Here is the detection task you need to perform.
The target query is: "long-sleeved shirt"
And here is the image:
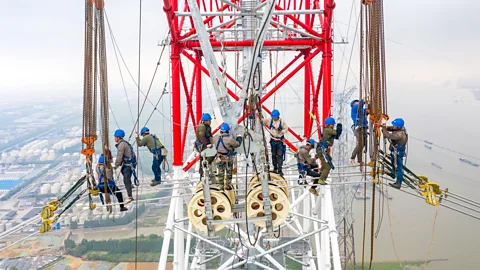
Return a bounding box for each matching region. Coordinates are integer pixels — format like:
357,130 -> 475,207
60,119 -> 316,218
297,146 -> 315,165
212,134 -> 240,155
96,164 -> 113,181
322,127 -> 337,147
195,123 -> 213,150
136,134 -> 163,153
382,126 -> 408,149
263,117 -> 288,140
351,100 -> 368,127
114,140 -> 134,169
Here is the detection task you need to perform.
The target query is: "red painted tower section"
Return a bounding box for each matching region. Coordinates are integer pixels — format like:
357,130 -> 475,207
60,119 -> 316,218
163,0 -> 335,167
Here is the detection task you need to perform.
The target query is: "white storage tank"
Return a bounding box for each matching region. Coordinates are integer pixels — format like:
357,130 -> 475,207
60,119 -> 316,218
5,223 -> 13,230
61,185 -> 69,193
40,184 -> 51,195
0,223 -> 5,232
51,185 -> 60,194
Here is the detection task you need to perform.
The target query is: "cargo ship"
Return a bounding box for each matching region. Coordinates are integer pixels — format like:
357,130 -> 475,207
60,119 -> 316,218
459,158 -> 479,167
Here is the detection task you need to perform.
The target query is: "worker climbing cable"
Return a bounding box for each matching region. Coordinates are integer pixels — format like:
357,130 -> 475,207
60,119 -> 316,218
350,99 -> 369,165
262,109 -> 288,176
195,113 -> 215,181
382,118 -> 408,189
212,123 -> 242,190
296,139 -> 321,196
114,129 -> 137,203
96,155 -> 128,211
136,127 -> 168,186
315,117 -> 342,187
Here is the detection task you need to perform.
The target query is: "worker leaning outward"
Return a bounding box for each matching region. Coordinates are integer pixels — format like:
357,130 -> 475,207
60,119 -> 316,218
113,129 -> 137,203
315,117 -> 342,188
262,109 -> 288,176
212,123 -> 242,190
382,118 -> 408,189
136,127 -> 165,187
296,139 -> 321,196
96,155 -> 128,212
195,113 -> 214,179
350,99 -> 368,165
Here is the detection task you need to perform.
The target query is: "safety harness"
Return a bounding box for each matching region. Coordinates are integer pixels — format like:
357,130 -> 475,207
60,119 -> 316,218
295,146 -> 308,178
195,124 -> 213,152
96,166 -> 116,205
216,135 -> 237,159
269,119 -> 287,160
117,140 -> 139,186
318,136 -> 335,170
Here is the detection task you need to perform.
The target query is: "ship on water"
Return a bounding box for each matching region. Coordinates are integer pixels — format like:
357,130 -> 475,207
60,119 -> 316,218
425,145 -> 432,150
431,163 -> 442,169
459,158 -> 480,167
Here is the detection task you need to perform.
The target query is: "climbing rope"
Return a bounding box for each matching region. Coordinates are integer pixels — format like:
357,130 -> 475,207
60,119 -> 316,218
135,0 -> 143,268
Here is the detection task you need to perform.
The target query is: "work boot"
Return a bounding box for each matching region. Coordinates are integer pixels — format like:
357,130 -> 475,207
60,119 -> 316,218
309,187 -> 319,196
150,181 -> 161,186
389,183 -> 401,189
350,159 -> 356,165
120,206 -> 128,212
126,197 -> 134,204
226,184 -> 233,191
317,179 -> 327,185
278,170 -> 284,177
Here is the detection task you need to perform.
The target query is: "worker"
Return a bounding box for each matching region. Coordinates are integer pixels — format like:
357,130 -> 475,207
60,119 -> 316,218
96,155 -> 128,211
195,113 -> 214,179
136,127 -> 165,186
114,129 -> 137,203
296,139 -> 321,196
316,117 -> 342,188
262,109 -> 288,176
382,118 -> 408,189
212,123 -> 242,190
350,99 -> 368,165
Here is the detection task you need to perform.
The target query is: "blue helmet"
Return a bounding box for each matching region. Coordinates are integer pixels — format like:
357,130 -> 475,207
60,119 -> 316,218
140,127 -> 149,135
271,109 -> 280,118
307,139 -> 316,146
114,129 -> 125,138
324,117 -> 336,125
350,99 -> 359,108
201,113 -> 212,121
98,155 -> 104,164
392,118 -> 404,128
220,123 -> 230,131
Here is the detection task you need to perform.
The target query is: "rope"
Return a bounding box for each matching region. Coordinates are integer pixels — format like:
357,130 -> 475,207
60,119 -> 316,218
135,1 -> 142,268
105,11 -> 135,125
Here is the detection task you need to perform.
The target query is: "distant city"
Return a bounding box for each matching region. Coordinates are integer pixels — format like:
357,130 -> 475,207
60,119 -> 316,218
0,100 -> 169,258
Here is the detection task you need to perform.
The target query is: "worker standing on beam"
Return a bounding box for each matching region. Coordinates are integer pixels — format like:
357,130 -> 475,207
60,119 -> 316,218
350,99 -> 369,165
316,117 -> 342,187
296,139 -> 322,196
263,109 -> 288,176
195,113 -> 214,179
136,127 -> 166,187
212,123 -> 242,190
96,155 -> 128,212
382,118 -> 408,189
114,129 -> 137,203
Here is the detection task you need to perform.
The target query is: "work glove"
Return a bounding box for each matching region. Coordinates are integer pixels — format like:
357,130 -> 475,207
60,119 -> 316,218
335,123 -> 343,139
236,135 -> 243,144
207,144 -> 213,148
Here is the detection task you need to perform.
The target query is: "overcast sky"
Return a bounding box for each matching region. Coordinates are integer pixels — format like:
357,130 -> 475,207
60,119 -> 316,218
1,0 -> 480,102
